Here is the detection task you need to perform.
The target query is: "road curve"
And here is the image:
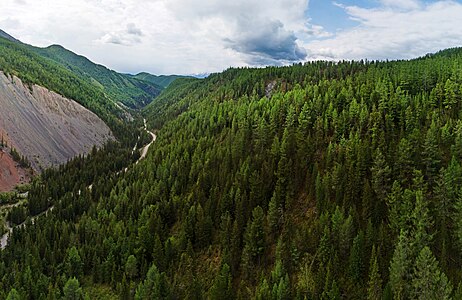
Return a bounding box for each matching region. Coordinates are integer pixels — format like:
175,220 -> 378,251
1,118 -> 157,250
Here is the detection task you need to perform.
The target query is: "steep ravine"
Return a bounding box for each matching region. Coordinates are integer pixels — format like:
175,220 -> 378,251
0,72 -> 114,175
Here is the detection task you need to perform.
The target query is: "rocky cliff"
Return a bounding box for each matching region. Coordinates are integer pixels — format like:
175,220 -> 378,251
0,72 -> 114,177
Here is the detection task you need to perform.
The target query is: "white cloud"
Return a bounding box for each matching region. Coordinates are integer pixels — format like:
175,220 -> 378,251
307,1 -> 462,61
0,0 -> 314,74
1,0 -> 461,74
98,23 -> 144,46
380,0 -> 421,10
161,0 -> 315,64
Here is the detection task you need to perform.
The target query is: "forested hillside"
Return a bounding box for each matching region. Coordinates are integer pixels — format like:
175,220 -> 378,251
0,37 -> 122,132
131,72 -> 191,89
0,35 -> 155,140
2,48 -> 462,299
34,45 -> 162,108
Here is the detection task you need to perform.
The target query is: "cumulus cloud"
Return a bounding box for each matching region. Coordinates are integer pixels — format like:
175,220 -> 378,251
98,23 -> 144,46
308,0 -> 462,61
1,0 -> 461,74
126,23 -> 143,36
0,0 -> 315,73
162,0 -> 312,65
225,20 -> 307,65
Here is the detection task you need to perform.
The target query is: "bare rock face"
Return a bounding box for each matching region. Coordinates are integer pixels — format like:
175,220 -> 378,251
0,72 -> 114,174
0,148 -> 32,191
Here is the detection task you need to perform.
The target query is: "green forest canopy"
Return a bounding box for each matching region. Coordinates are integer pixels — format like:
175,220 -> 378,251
1,47 -> 462,299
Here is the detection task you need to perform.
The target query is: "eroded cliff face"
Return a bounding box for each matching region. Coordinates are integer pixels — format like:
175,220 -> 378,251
0,72 -> 114,180
0,148 -> 32,191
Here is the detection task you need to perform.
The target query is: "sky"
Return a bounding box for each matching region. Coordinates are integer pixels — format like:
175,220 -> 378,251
1,0 -> 462,75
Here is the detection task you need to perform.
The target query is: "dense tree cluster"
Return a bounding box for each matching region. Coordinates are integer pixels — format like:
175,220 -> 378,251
2,47 -> 462,298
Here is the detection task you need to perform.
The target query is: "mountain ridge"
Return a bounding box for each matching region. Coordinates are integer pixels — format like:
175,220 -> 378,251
131,72 -> 192,89
0,30 -> 162,109
0,29 -> 20,43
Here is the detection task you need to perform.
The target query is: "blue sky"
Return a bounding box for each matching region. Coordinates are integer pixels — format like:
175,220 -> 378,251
308,0 -> 361,32
1,0 -> 462,75
307,0 -> 438,33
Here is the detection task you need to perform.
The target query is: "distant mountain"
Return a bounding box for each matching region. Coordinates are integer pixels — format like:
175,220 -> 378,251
0,29 -> 20,43
132,72 -> 192,89
0,30 -> 162,109
32,45 -> 162,108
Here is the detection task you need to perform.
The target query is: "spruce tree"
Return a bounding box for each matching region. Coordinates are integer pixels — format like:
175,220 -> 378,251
389,230 -> 411,300
367,246 -> 382,300
411,246 -> 452,300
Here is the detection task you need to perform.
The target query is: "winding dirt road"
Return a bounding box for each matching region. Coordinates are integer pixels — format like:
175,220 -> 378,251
1,205 -> 55,249
1,118 -> 156,250
138,118 -> 156,163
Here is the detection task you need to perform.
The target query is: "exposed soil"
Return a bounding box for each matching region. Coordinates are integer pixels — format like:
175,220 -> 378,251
0,148 -> 31,191
0,72 -> 114,174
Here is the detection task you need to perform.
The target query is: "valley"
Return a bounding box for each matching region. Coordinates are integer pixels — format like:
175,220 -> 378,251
1,29 -> 462,299
0,119 -> 157,251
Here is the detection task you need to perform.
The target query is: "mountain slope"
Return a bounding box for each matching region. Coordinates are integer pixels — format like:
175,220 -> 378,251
0,37 -> 118,125
34,45 -> 162,108
0,29 -> 20,43
0,35 -> 147,140
0,33 -> 142,191
2,47 -> 462,298
0,71 -> 113,171
139,48 -> 462,297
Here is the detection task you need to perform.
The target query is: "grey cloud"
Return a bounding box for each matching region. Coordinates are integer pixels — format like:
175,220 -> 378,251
164,0 -> 311,66
99,23 -> 143,46
225,20 -> 307,65
126,23 -> 143,36
104,35 -> 124,45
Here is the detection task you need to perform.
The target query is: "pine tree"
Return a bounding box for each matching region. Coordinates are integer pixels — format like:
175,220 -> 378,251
454,282 -> 462,300
349,231 -> 365,283
387,181 -> 404,233
389,230 -> 411,300
395,138 -> 414,187
422,118 -> 441,187
296,255 -> 316,298
6,289 -> 21,300
411,246 -> 452,300
242,206 -> 266,271
135,264 -> 169,300
371,149 -> 391,202
327,280 -> 341,300
255,278 -> 271,300
453,188 -> 462,253
63,277 -> 83,300
66,246 -> 83,279
209,263 -> 233,300
125,255 -> 138,279
268,196 -> 282,235
410,190 -> 433,255
367,246 -> 382,300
